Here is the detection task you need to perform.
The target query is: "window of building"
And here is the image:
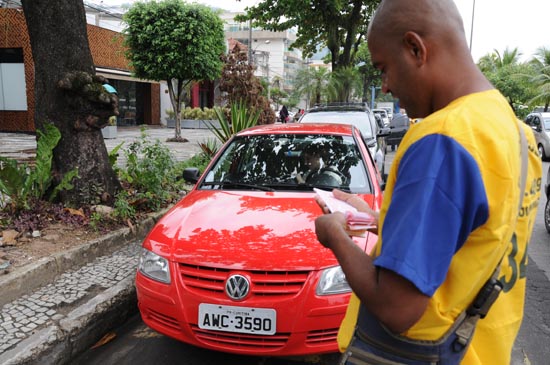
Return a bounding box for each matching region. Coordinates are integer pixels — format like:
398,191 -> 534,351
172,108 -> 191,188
0,48 -> 27,111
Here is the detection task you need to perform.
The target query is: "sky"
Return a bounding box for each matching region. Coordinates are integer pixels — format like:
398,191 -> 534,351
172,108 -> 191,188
105,0 -> 550,63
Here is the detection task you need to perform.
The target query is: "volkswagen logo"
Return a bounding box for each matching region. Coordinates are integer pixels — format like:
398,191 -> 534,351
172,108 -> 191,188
225,274 -> 250,300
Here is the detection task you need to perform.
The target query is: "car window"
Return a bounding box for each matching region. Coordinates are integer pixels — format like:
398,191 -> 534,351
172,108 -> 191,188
203,134 -> 372,193
300,111 -> 375,139
543,117 -> 550,130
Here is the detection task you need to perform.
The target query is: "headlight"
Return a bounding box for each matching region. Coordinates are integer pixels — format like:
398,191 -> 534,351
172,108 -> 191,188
316,266 -> 351,295
138,248 -> 171,284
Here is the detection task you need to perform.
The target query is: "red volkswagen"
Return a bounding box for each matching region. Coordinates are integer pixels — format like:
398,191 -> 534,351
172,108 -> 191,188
135,123 -> 383,356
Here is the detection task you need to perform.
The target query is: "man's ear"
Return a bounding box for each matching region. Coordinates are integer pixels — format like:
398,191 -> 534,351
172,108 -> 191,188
403,31 -> 426,66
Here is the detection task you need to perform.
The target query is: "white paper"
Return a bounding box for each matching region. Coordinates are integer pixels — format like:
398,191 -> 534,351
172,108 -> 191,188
313,188 -> 357,213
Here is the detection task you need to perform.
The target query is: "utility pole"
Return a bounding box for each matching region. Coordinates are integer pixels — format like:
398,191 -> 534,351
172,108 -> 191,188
248,19 -> 253,65
469,0 -> 476,52
266,52 -> 270,102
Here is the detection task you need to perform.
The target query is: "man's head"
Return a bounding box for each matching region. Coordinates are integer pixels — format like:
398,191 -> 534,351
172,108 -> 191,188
368,0 -> 489,118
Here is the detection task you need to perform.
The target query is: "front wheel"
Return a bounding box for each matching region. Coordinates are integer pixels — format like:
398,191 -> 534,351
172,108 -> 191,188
545,198 -> 550,234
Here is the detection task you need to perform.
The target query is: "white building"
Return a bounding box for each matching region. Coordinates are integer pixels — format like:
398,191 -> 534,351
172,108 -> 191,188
221,12 -> 304,93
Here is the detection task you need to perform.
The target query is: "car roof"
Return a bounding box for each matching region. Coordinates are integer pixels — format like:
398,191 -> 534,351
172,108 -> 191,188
237,122 -> 356,137
307,102 -> 372,112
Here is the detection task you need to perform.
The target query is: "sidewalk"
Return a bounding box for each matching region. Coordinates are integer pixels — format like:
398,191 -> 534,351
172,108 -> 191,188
0,126 -> 215,364
0,125 -> 216,166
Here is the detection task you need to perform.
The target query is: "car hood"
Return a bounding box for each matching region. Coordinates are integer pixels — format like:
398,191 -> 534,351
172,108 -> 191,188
145,190 -> 375,271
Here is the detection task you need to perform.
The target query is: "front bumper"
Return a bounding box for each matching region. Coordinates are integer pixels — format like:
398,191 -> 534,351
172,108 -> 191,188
135,262 -> 349,356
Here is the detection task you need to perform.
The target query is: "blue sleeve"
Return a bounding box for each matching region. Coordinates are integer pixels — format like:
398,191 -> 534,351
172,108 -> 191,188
374,134 -> 489,296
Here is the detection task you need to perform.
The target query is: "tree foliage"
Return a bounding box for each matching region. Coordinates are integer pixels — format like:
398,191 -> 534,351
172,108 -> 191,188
236,0 -> 380,70
327,66 -> 362,102
528,47 -> 550,111
293,66 -> 330,107
355,42 -> 381,103
218,43 -> 275,125
478,48 -> 536,117
123,0 -> 225,140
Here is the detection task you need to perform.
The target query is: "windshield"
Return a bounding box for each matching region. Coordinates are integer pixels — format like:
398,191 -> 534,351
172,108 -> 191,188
543,117 -> 550,130
300,111 -> 375,139
202,134 -> 372,193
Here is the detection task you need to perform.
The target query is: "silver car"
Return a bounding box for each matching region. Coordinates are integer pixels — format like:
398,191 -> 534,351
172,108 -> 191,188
524,112 -> 550,160
299,104 -> 390,182
373,108 -> 390,126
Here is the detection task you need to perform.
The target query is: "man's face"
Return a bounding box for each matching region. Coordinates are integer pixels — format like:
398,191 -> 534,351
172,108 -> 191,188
368,34 -> 426,119
303,152 -> 321,170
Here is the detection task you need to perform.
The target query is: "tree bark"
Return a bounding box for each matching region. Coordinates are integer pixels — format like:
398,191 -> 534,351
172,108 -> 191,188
21,0 -> 120,206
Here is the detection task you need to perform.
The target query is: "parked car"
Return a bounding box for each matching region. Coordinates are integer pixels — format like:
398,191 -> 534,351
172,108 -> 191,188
545,164 -> 550,234
299,103 -> 390,181
379,106 -> 393,121
135,123 -> 384,356
386,112 -> 411,151
524,112 -> 550,161
373,108 -> 390,126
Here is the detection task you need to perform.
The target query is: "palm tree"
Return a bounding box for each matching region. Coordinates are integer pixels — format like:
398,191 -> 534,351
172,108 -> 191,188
477,47 -> 534,114
529,47 -> 550,111
478,47 -> 522,73
327,66 -> 362,103
294,66 -> 330,108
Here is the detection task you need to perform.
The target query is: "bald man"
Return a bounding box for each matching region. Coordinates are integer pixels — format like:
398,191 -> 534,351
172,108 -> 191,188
315,0 -> 542,364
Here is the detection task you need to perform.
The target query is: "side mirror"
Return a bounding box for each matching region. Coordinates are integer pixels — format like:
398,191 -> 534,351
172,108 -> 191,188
183,167 -> 200,183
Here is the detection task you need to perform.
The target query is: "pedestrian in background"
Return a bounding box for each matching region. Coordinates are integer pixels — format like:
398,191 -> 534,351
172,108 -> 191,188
279,105 -> 289,123
294,108 -> 304,122
315,0 -> 542,364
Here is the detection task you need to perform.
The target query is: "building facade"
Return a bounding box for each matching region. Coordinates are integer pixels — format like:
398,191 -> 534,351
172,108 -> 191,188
221,12 -> 304,94
0,6 -> 161,133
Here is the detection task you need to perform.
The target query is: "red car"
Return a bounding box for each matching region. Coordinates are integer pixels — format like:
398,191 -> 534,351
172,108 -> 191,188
135,123 -> 383,356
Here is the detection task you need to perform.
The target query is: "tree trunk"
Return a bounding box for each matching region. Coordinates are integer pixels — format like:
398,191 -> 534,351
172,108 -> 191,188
21,0 -> 120,206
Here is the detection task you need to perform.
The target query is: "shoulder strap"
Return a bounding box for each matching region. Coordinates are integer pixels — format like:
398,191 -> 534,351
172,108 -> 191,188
517,120 -> 528,210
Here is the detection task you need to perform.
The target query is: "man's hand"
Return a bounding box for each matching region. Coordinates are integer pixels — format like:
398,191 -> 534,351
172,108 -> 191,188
315,212 -> 347,249
315,189 -> 380,234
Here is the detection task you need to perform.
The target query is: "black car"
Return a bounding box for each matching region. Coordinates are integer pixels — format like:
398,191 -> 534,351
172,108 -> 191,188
386,113 -> 410,151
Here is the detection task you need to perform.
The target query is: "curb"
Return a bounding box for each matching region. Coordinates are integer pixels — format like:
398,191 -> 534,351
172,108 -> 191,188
0,209 -> 168,364
0,277 -> 137,365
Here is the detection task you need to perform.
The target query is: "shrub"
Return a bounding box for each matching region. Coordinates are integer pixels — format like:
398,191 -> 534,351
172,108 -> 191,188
179,107 -> 217,120
0,123 -> 78,212
117,128 -> 184,211
208,100 -> 260,143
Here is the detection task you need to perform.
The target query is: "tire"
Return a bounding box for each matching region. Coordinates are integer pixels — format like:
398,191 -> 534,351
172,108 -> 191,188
545,198 -> 550,234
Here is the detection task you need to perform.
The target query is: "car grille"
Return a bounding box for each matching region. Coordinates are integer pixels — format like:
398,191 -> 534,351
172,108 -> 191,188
306,328 -> 339,346
191,324 -> 290,350
178,263 -> 310,299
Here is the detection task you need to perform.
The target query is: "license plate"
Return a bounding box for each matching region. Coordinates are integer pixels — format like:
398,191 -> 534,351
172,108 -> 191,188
198,303 -> 276,335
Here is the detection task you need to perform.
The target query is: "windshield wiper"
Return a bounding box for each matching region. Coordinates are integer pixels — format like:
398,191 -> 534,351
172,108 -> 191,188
293,183 -> 351,193
201,181 -> 275,192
